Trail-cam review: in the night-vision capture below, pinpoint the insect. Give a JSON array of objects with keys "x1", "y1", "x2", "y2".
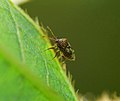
[{"x1": 46, "y1": 27, "x2": 75, "y2": 63}]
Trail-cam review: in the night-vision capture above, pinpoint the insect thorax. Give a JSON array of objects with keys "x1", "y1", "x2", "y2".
[{"x1": 56, "y1": 38, "x2": 75, "y2": 61}]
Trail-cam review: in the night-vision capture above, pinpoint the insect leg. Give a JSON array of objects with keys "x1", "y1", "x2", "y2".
[
  {"x1": 45, "y1": 43, "x2": 57, "y2": 50},
  {"x1": 58, "y1": 54, "x2": 66, "y2": 71},
  {"x1": 52, "y1": 50, "x2": 60, "y2": 59},
  {"x1": 47, "y1": 46, "x2": 55, "y2": 50},
  {"x1": 61, "y1": 55, "x2": 66, "y2": 64},
  {"x1": 43, "y1": 46, "x2": 55, "y2": 52},
  {"x1": 58, "y1": 54, "x2": 63, "y2": 62},
  {"x1": 57, "y1": 53, "x2": 66, "y2": 64}
]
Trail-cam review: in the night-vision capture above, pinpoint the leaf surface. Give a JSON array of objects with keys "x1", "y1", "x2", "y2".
[{"x1": 0, "y1": 0, "x2": 78, "y2": 101}]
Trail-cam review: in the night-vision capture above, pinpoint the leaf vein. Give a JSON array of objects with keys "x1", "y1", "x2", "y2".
[
  {"x1": 6, "y1": 0, "x2": 25, "y2": 63},
  {"x1": 41, "y1": 52, "x2": 50, "y2": 86}
]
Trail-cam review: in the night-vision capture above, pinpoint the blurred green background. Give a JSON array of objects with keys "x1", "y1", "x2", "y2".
[{"x1": 21, "y1": 0, "x2": 120, "y2": 95}]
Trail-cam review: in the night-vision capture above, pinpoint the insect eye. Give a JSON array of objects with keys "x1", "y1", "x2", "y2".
[{"x1": 55, "y1": 39, "x2": 59, "y2": 42}]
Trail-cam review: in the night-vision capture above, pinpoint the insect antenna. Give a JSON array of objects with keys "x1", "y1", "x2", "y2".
[{"x1": 47, "y1": 26, "x2": 57, "y2": 40}]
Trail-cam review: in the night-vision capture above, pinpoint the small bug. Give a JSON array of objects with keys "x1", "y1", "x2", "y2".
[{"x1": 46, "y1": 27, "x2": 75, "y2": 62}]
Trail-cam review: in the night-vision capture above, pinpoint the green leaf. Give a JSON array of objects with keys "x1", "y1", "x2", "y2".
[
  {"x1": 0, "y1": 45, "x2": 64, "y2": 101},
  {"x1": 0, "y1": 0, "x2": 78, "y2": 101}
]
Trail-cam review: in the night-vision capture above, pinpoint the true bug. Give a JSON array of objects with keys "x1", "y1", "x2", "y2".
[{"x1": 46, "y1": 27, "x2": 75, "y2": 62}]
